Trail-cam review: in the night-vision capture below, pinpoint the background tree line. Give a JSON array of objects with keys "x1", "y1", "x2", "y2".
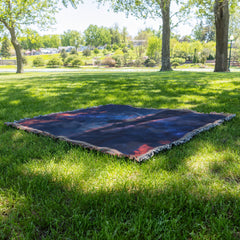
[
  {"x1": 14, "y1": 25, "x2": 130, "y2": 51},
  {"x1": 1, "y1": 25, "x2": 240, "y2": 69},
  {"x1": 0, "y1": 0, "x2": 239, "y2": 73}
]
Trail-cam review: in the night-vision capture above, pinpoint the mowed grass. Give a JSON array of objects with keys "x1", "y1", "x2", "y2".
[{"x1": 0, "y1": 71, "x2": 239, "y2": 239}]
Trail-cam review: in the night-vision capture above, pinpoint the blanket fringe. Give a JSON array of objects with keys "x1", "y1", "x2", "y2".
[{"x1": 137, "y1": 114, "x2": 236, "y2": 162}]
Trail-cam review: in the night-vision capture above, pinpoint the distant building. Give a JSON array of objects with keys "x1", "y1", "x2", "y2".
[
  {"x1": 39, "y1": 48, "x2": 58, "y2": 54},
  {"x1": 24, "y1": 50, "x2": 41, "y2": 55},
  {"x1": 58, "y1": 46, "x2": 75, "y2": 53},
  {"x1": 97, "y1": 46, "x2": 106, "y2": 50},
  {"x1": 132, "y1": 40, "x2": 147, "y2": 47},
  {"x1": 78, "y1": 45, "x2": 89, "y2": 52}
]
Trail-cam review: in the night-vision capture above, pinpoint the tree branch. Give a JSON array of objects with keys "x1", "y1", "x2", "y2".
[{"x1": 0, "y1": 17, "x2": 11, "y2": 30}]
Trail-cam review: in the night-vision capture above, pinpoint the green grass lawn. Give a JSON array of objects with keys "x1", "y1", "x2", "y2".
[{"x1": 0, "y1": 71, "x2": 239, "y2": 239}]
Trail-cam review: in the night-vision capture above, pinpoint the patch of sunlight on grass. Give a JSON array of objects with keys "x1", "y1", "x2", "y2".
[
  {"x1": 187, "y1": 150, "x2": 236, "y2": 175},
  {"x1": 135, "y1": 101, "x2": 144, "y2": 107},
  {"x1": 22, "y1": 151, "x2": 142, "y2": 192},
  {"x1": 88, "y1": 100, "x2": 101, "y2": 107},
  {"x1": 22, "y1": 160, "x2": 86, "y2": 190},
  {"x1": 138, "y1": 95, "x2": 152, "y2": 101},
  {"x1": 105, "y1": 95, "x2": 117, "y2": 102},
  {"x1": 151, "y1": 89, "x2": 162, "y2": 93},
  {"x1": 209, "y1": 79, "x2": 237, "y2": 86},
  {"x1": 92, "y1": 164, "x2": 142, "y2": 190},
  {"x1": 181, "y1": 95, "x2": 206, "y2": 103},
  {"x1": 188, "y1": 154, "x2": 211, "y2": 174},
  {"x1": 0, "y1": 190, "x2": 27, "y2": 222},
  {"x1": 0, "y1": 193, "x2": 11, "y2": 221},
  {"x1": 206, "y1": 180, "x2": 239, "y2": 197},
  {"x1": 21, "y1": 154, "x2": 180, "y2": 193},
  {"x1": 11, "y1": 131, "x2": 25, "y2": 141},
  {"x1": 9, "y1": 100, "x2": 21, "y2": 105},
  {"x1": 186, "y1": 141, "x2": 217, "y2": 173}
]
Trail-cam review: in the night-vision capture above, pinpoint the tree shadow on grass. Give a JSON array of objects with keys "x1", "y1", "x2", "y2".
[
  {"x1": 1, "y1": 145, "x2": 240, "y2": 239},
  {"x1": 0, "y1": 71, "x2": 215, "y2": 119},
  {"x1": 0, "y1": 71, "x2": 240, "y2": 239}
]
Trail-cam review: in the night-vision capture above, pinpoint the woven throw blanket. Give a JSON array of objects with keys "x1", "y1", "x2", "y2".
[{"x1": 5, "y1": 104, "x2": 235, "y2": 162}]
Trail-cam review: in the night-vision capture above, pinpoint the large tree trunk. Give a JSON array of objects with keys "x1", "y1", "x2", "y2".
[
  {"x1": 9, "y1": 27, "x2": 24, "y2": 73},
  {"x1": 160, "y1": 0, "x2": 172, "y2": 71},
  {"x1": 214, "y1": 0, "x2": 229, "y2": 72}
]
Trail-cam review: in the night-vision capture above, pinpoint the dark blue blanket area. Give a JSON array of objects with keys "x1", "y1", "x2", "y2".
[{"x1": 5, "y1": 104, "x2": 235, "y2": 161}]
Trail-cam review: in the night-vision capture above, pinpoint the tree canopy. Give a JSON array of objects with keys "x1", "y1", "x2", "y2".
[
  {"x1": 0, "y1": 0, "x2": 59, "y2": 30},
  {"x1": 187, "y1": 0, "x2": 239, "y2": 71},
  {"x1": 84, "y1": 25, "x2": 111, "y2": 47},
  {"x1": 229, "y1": 5, "x2": 240, "y2": 40},
  {"x1": 61, "y1": 30, "x2": 83, "y2": 49},
  {"x1": 96, "y1": 0, "x2": 184, "y2": 71},
  {"x1": 0, "y1": 0, "x2": 83, "y2": 73},
  {"x1": 0, "y1": 36, "x2": 11, "y2": 59}
]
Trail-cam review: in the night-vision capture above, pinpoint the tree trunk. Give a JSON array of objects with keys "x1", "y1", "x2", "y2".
[
  {"x1": 9, "y1": 27, "x2": 24, "y2": 73},
  {"x1": 160, "y1": 0, "x2": 172, "y2": 71},
  {"x1": 214, "y1": 0, "x2": 229, "y2": 72}
]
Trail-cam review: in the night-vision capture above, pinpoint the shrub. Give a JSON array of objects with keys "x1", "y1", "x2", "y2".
[
  {"x1": 200, "y1": 56, "x2": 207, "y2": 64},
  {"x1": 94, "y1": 58, "x2": 101, "y2": 66},
  {"x1": 103, "y1": 49, "x2": 108, "y2": 55},
  {"x1": 122, "y1": 47, "x2": 128, "y2": 53},
  {"x1": 22, "y1": 56, "x2": 28, "y2": 65},
  {"x1": 171, "y1": 62, "x2": 180, "y2": 68},
  {"x1": 129, "y1": 43, "x2": 134, "y2": 50},
  {"x1": 47, "y1": 57, "x2": 62, "y2": 68},
  {"x1": 123, "y1": 53, "x2": 130, "y2": 67},
  {"x1": 94, "y1": 48, "x2": 99, "y2": 54},
  {"x1": 106, "y1": 45, "x2": 112, "y2": 51},
  {"x1": 120, "y1": 43, "x2": 126, "y2": 48},
  {"x1": 133, "y1": 58, "x2": 143, "y2": 67},
  {"x1": 112, "y1": 55, "x2": 123, "y2": 67},
  {"x1": 208, "y1": 54, "x2": 215, "y2": 60},
  {"x1": 60, "y1": 49, "x2": 68, "y2": 60},
  {"x1": 71, "y1": 57, "x2": 83, "y2": 67},
  {"x1": 102, "y1": 57, "x2": 116, "y2": 67},
  {"x1": 232, "y1": 48, "x2": 240, "y2": 62},
  {"x1": 114, "y1": 49, "x2": 124, "y2": 56},
  {"x1": 82, "y1": 49, "x2": 91, "y2": 57},
  {"x1": 193, "y1": 55, "x2": 199, "y2": 63},
  {"x1": 112, "y1": 44, "x2": 119, "y2": 51},
  {"x1": 144, "y1": 58, "x2": 156, "y2": 67},
  {"x1": 64, "y1": 56, "x2": 83, "y2": 67},
  {"x1": 173, "y1": 50, "x2": 187, "y2": 59},
  {"x1": 70, "y1": 48, "x2": 78, "y2": 55},
  {"x1": 64, "y1": 56, "x2": 75, "y2": 66},
  {"x1": 126, "y1": 60, "x2": 134, "y2": 67},
  {"x1": 193, "y1": 49, "x2": 199, "y2": 63},
  {"x1": 147, "y1": 36, "x2": 161, "y2": 62},
  {"x1": 33, "y1": 56, "x2": 45, "y2": 67},
  {"x1": 170, "y1": 58, "x2": 185, "y2": 65}
]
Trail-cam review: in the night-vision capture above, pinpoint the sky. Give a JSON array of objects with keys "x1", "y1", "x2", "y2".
[{"x1": 41, "y1": 1, "x2": 195, "y2": 37}]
